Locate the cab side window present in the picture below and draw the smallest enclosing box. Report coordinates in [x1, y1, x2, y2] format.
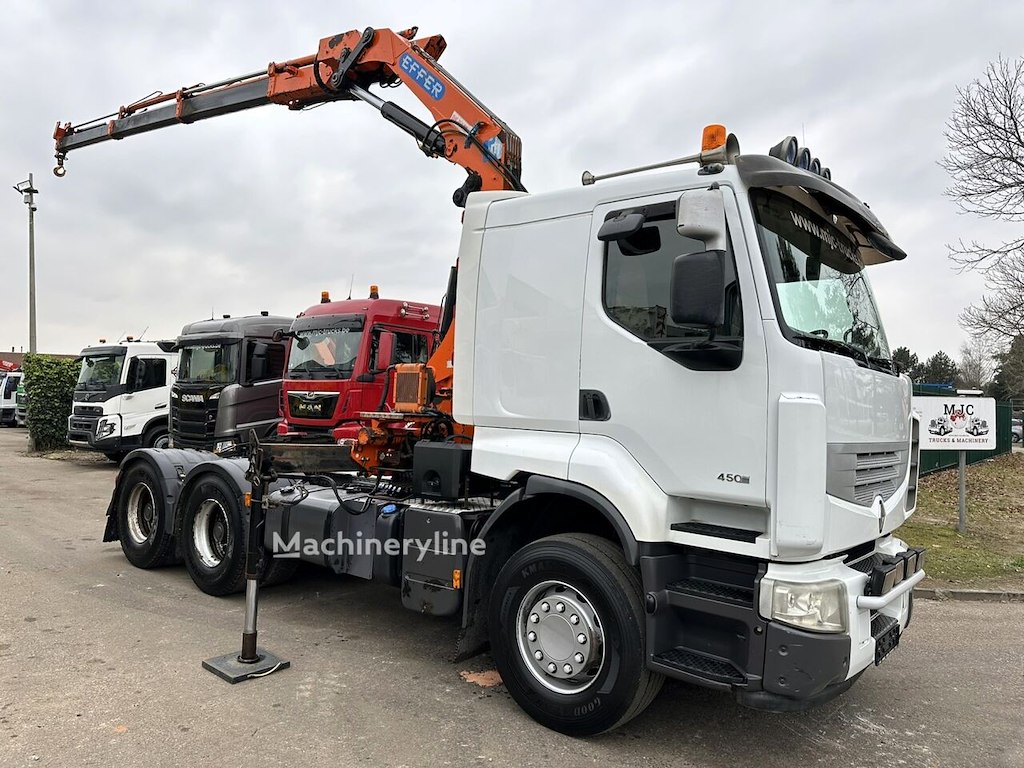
[603, 203, 743, 343]
[132, 358, 167, 391]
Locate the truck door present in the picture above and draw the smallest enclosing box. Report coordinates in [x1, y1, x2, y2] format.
[122, 356, 169, 437]
[575, 187, 768, 509]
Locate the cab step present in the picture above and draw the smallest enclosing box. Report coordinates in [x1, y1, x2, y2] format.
[652, 647, 745, 685]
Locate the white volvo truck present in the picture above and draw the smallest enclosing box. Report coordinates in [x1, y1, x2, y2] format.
[100, 130, 924, 735]
[68, 339, 177, 461]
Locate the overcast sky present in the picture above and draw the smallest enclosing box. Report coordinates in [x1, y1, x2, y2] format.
[1, 1, 1020, 361]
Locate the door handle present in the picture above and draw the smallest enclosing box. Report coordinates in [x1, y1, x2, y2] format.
[579, 390, 611, 421]
[155, 403, 167, 409]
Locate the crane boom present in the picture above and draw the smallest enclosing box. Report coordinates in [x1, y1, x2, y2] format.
[53, 26, 524, 203]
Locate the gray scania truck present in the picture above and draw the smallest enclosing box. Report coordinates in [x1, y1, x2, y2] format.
[171, 313, 292, 451]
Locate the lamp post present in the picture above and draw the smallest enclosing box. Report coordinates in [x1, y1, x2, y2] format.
[13, 175, 38, 354]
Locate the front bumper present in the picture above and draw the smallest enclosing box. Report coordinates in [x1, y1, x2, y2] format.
[641, 537, 921, 711]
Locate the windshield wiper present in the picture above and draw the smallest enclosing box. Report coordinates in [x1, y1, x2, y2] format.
[791, 331, 881, 370]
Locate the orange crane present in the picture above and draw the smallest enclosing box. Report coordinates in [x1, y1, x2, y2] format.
[54, 25, 526, 472]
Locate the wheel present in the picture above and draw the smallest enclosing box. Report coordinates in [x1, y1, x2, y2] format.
[488, 533, 664, 736]
[116, 463, 175, 568]
[182, 475, 247, 596]
[143, 425, 170, 449]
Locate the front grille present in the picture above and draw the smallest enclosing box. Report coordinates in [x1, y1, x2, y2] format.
[68, 416, 98, 433]
[853, 451, 901, 505]
[827, 442, 909, 506]
[170, 403, 216, 448]
[73, 405, 103, 416]
[287, 392, 338, 422]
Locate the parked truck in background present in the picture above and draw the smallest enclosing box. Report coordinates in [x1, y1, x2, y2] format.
[68, 339, 176, 461]
[277, 287, 439, 441]
[0, 370, 22, 426]
[55, 25, 925, 736]
[171, 312, 292, 451]
[14, 376, 28, 427]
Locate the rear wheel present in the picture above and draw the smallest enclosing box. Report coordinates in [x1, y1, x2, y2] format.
[488, 533, 663, 736]
[116, 463, 175, 568]
[182, 475, 246, 596]
[181, 474, 296, 595]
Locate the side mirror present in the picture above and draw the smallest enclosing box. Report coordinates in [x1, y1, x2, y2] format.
[597, 212, 645, 242]
[670, 250, 725, 328]
[372, 332, 396, 373]
[677, 187, 726, 250]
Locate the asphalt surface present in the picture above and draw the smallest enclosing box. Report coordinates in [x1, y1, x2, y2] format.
[1, 427, 1022, 768]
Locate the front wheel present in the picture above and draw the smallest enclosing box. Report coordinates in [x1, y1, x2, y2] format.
[488, 533, 663, 736]
[144, 425, 170, 450]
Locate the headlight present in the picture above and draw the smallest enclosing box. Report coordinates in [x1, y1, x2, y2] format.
[214, 440, 235, 453]
[760, 579, 848, 633]
[96, 419, 117, 438]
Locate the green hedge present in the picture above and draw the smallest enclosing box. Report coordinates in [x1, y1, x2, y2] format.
[22, 354, 80, 451]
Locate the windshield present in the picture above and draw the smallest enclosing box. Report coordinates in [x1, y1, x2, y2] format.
[752, 190, 891, 362]
[177, 343, 240, 384]
[77, 354, 125, 390]
[288, 327, 361, 380]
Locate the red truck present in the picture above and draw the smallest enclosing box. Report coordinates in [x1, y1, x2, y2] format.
[276, 286, 440, 441]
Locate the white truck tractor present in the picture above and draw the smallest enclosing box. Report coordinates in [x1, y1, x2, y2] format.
[68, 339, 177, 461]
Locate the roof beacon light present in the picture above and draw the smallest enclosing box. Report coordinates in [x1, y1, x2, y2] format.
[369, 284, 380, 300]
[321, 291, 330, 303]
[581, 125, 739, 186]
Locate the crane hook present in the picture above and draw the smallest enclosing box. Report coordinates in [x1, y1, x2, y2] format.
[53, 154, 67, 178]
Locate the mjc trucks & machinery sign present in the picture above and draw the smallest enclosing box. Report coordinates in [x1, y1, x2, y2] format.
[913, 396, 996, 450]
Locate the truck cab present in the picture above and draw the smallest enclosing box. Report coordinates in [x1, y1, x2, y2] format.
[0, 371, 22, 426]
[68, 339, 176, 460]
[277, 288, 439, 440]
[928, 415, 952, 435]
[170, 313, 291, 451]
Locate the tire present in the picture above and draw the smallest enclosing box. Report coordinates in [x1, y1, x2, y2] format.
[488, 533, 664, 736]
[116, 463, 175, 569]
[143, 425, 170, 450]
[182, 474, 247, 596]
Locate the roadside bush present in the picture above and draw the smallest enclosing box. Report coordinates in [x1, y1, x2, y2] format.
[22, 354, 80, 451]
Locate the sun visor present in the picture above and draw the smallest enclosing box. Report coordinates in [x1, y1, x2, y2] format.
[736, 155, 907, 265]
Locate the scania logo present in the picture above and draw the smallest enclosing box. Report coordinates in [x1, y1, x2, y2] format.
[181, 394, 204, 404]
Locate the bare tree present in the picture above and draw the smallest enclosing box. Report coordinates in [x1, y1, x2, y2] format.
[959, 251, 1024, 340]
[956, 339, 994, 389]
[942, 56, 1024, 269]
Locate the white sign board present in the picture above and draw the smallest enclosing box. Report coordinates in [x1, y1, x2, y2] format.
[912, 396, 997, 451]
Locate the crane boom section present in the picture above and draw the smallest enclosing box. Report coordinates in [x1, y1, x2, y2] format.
[53, 26, 523, 193]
